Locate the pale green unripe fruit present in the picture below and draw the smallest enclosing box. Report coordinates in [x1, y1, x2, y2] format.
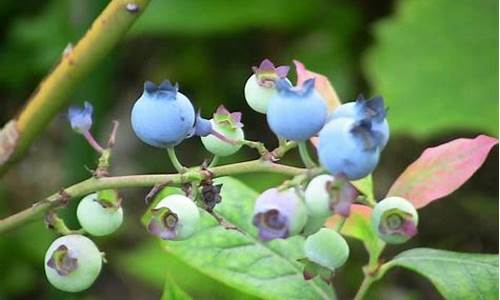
[304, 228, 349, 270]
[372, 196, 419, 244]
[44, 235, 102, 292]
[304, 175, 335, 217]
[201, 120, 244, 156]
[155, 194, 200, 240]
[77, 193, 123, 236]
[244, 74, 277, 114]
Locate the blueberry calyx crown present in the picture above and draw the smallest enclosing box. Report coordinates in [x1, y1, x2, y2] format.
[143, 80, 179, 100]
[147, 207, 179, 240]
[252, 209, 289, 241]
[252, 59, 290, 87]
[350, 119, 385, 151]
[46, 245, 78, 276]
[275, 78, 316, 98]
[355, 94, 387, 123]
[213, 105, 244, 130]
[95, 189, 122, 211]
[379, 208, 417, 238]
[326, 178, 359, 217]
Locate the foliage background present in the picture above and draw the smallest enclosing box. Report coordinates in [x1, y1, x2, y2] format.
[0, 0, 497, 299]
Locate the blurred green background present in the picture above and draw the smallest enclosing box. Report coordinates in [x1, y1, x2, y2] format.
[0, 0, 498, 299]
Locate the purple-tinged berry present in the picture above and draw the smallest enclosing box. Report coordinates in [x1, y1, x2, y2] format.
[267, 79, 328, 141]
[330, 95, 389, 149]
[318, 117, 381, 180]
[244, 59, 290, 114]
[68, 101, 93, 133]
[304, 175, 359, 218]
[200, 106, 245, 156]
[252, 188, 307, 241]
[372, 197, 418, 244]
[304, 228, 349, 270]
[131, 81, 195, 148]
[76, 191, 123, 237]
[44, 235, 102, 292]
[147, 194, 200, 240]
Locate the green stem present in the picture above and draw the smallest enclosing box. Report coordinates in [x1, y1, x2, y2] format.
[0, 160, 305, 233]
[167, 147, 187, 173]
[353, 275, 377, 300]
[208, 156, 219, 168]
[0, 0, 151, 176]
[335, 216, 347, 232]
[298, 141, 316, 168]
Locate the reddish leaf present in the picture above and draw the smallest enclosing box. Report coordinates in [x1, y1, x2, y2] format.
[294, 60, 341, 112]
[387, 135, 498, 208]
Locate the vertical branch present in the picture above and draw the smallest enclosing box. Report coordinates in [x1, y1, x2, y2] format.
[0, 0, 151, 176]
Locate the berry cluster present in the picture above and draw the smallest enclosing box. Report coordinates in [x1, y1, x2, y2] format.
[44, 58, 419, 292]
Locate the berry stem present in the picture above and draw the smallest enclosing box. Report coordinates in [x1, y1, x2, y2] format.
[208, 156, 219, 168]
[45, 211, 84, 236]
[83, 131, 105, 154]
[335, 216, 347, 232]
[167, 147, 187, 173]
[0, 160, 305, 233]
[240, 140, 271, 159]
[298, 141, 317, 168]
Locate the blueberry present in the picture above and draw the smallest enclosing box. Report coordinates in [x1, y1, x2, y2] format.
[131, 80, 195, 148]
[304, 228, 349, 270]
[244, 59, 290, 114]
[330, 95, 389, 149]
[76, 192, 123, 237]
[318, 117, 381, 180]
[147, 194, 200, 240]
[252, 188, 308, 241]
[44, 235, 102, 292]
[267, 79, 328, 141]
[200, 105, 245, 156]
[372, 197, 419, 244]
[68, 101, 93, 134]
[304, 175, 359, 218]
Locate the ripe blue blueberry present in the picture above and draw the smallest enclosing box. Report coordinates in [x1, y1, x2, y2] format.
[252, 188, 308, 241]
[330, 95, 389, 149]
[76, 192, 123, 236]
[68, 101, 93, 134]
[244, 59, 290, 114]
[147, 194, 200, 240]
[318, 117, 381, 180]
[372, 197, 419, 244]
[44, 234, 102, 292]
[267, 79, 328, 141]
[200, 105, 245, 156]
[304, 175, 359, 218]
[304, 228, 349, 271]
[131, 80, 195, 148]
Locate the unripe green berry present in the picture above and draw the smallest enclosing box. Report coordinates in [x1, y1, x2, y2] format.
[201, 120, 244, 156]
[244, 74, 279, 114]
[44, 235, 102, 292]
[77, 193, 123, 236]
[372, 196, 419, 244]
[148, 194, 200, 240]
[304, 228, 349, 270]
[304, 175, 335, 217]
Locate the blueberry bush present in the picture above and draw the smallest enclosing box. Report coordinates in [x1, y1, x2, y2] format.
[0, 1, 497, 299]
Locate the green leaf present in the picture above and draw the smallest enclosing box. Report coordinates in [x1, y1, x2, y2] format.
[381, 248, 499, 300]
[161, 275, 192, 300]
[364, 0, 499, 136]
[149, 177, 335, 300]
[352, 175, 375, 202]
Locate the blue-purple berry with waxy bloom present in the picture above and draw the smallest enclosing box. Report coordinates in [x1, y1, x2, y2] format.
[330, 95, 389, 149]
[252, 188, 308, 241]
[318, 117, 381, 180]
[304, 175, 359, 218]
[267, 78, 328, 141]
[244, 59, 290, 114]
[147, 194, 200, 241]
[304, 228, 349, 271]
[200, 105, 244, 156]
[372, 196, 418, 244]
[44, 235, 102, 292]
[68, 101, 93, 133]
[76, 191, 123, 237]
[131, 80, 195, 148]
